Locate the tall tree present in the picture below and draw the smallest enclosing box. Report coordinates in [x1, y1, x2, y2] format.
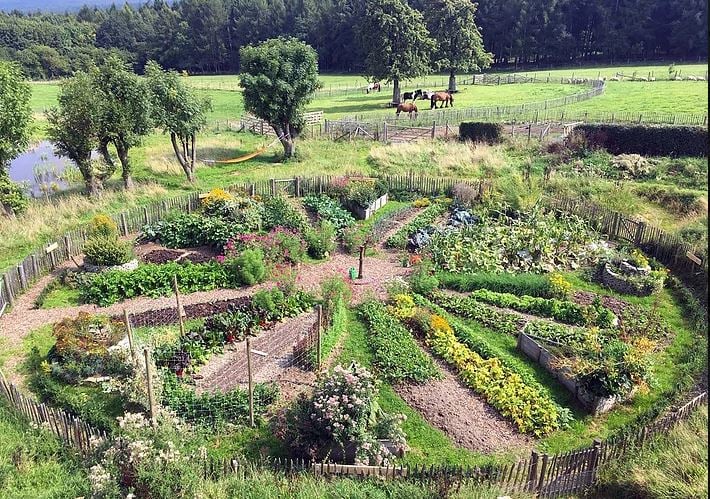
[239, 37, 320, 158]
[145, 61, 212, 183]
[357, 0, 434, 104]
[92, 56, 152, 189]
[0, 61, 32, 178]
[423, 0, 492, 92]
[46, 74, 109, 197]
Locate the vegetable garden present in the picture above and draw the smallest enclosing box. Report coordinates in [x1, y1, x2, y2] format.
[0, 174, 706, 498]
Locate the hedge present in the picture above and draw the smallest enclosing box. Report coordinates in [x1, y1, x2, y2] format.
[569, 124, 708, 157]
[458, 122, 504, 144]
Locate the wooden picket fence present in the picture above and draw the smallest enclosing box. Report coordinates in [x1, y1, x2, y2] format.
[547, 196, 708, 299]
[0, 370, 107, 454]
[0, 174, 484, 318]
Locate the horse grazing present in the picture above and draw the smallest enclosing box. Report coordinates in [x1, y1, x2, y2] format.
[396, 102, 418, 119]
[430, 91, 453, 109]
[402, 90, 415, 101]
[366, 82, 381, 93]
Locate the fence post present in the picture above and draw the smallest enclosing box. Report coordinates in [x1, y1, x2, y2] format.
[249, 184, 256, 197]
[527, 451, 540, 492]
[536, 453, 549, 493]
[316, 304, 323, 369]
[527, 123, 532, 143]
[589, 439, 602, 484]
[431, 121, 436, 139]
[64, 235, 72, 257]
[143, 348, 157, 426]
[383, 122, 388, 142]
[295, 176, 301, 197]
[123, 309, 136, 362]
[143, 206, 150, 225]
[634, 222, 646, 246]
[173, 275, 186, 337]
[246, 337, 255, 427]
[2, 274, 14, 307]
[17, 265, 27, 290]
[31, 254, 39, 277]
[270, 178, 276, 196]
[120, 212, 128, 236]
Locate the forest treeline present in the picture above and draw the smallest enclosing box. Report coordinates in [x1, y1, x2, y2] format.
[0, 0, 707, 79]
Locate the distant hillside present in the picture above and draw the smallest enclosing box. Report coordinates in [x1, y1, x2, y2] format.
[0, 0, 142, 13]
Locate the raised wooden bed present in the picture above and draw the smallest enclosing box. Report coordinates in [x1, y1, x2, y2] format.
[517, 332, 627, 414]
[344, 193, 388, 220]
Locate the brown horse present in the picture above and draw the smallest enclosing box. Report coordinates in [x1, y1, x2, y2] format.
[430, 91, 453, 109]
[396, 102, 418, 119]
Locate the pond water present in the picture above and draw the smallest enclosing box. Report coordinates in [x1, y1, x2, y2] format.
[9, 141, 78, 198]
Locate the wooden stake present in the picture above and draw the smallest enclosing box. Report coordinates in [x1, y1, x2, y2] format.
[316, 304, 323, 369]
[173, 274, 185, 337]
[143, 348, 157, 425]
[246, 337, 255, 427]
[358, 246, 365, 279]
[124, 309, 136, 361]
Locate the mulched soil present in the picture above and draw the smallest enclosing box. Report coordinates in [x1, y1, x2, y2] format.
[119, 297, 252, 328]
[142, 249, 185, 264]
[194, 313, 318, 395]
[572, 290, 631, 318]
[394, 348, 531, 453]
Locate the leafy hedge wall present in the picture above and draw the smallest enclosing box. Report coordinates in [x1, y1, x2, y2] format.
[458, 122, 504, 144]
[570, 124, 708, 157]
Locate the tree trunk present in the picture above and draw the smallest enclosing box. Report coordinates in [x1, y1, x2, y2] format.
[171, 133, 195, 183]
[115, 140, 134, 190]
[448, 69, 457, 93]
[274, 124, 295, 158]
[84, 173, 102, 198]
[392, 78, 401, 105]
[98, 137, 118, 178]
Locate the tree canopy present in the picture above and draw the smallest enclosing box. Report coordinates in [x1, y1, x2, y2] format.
[357, 0, 435, 103]
[239, 37, 320, 158]
[45, 73, 107, 197]
[423, 0, 492, 91]
[0, 61, 32, 178]
[92, 56, 153, 189]
[1, 0, 704, 77]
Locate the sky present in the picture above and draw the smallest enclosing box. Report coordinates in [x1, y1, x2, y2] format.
[0, 0, 137, 12]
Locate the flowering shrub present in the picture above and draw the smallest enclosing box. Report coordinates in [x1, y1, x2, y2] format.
[276, 363, 407, 465]
[548, 272, 572, 298]
[388, 293, 417, 319]
[84, 213, 132, 267]
[88, 411, 206, 497]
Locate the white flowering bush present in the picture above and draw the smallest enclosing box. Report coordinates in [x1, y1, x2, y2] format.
[88, 410, 203, 498]
[275, 362, 407, 466]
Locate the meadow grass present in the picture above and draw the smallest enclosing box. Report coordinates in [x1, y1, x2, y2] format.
[594, 405, 708, 498]
[0, 399, 90, 499]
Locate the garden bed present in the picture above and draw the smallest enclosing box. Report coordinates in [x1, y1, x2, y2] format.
[194, 312, 318, 394]
[394, 346, 531, 453]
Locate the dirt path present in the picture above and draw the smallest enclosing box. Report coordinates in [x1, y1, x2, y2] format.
[394, 349, 532, 453]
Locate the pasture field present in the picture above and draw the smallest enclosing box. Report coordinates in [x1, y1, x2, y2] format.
[183, 63, 709, 92]
[28, 62, 709, 130]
